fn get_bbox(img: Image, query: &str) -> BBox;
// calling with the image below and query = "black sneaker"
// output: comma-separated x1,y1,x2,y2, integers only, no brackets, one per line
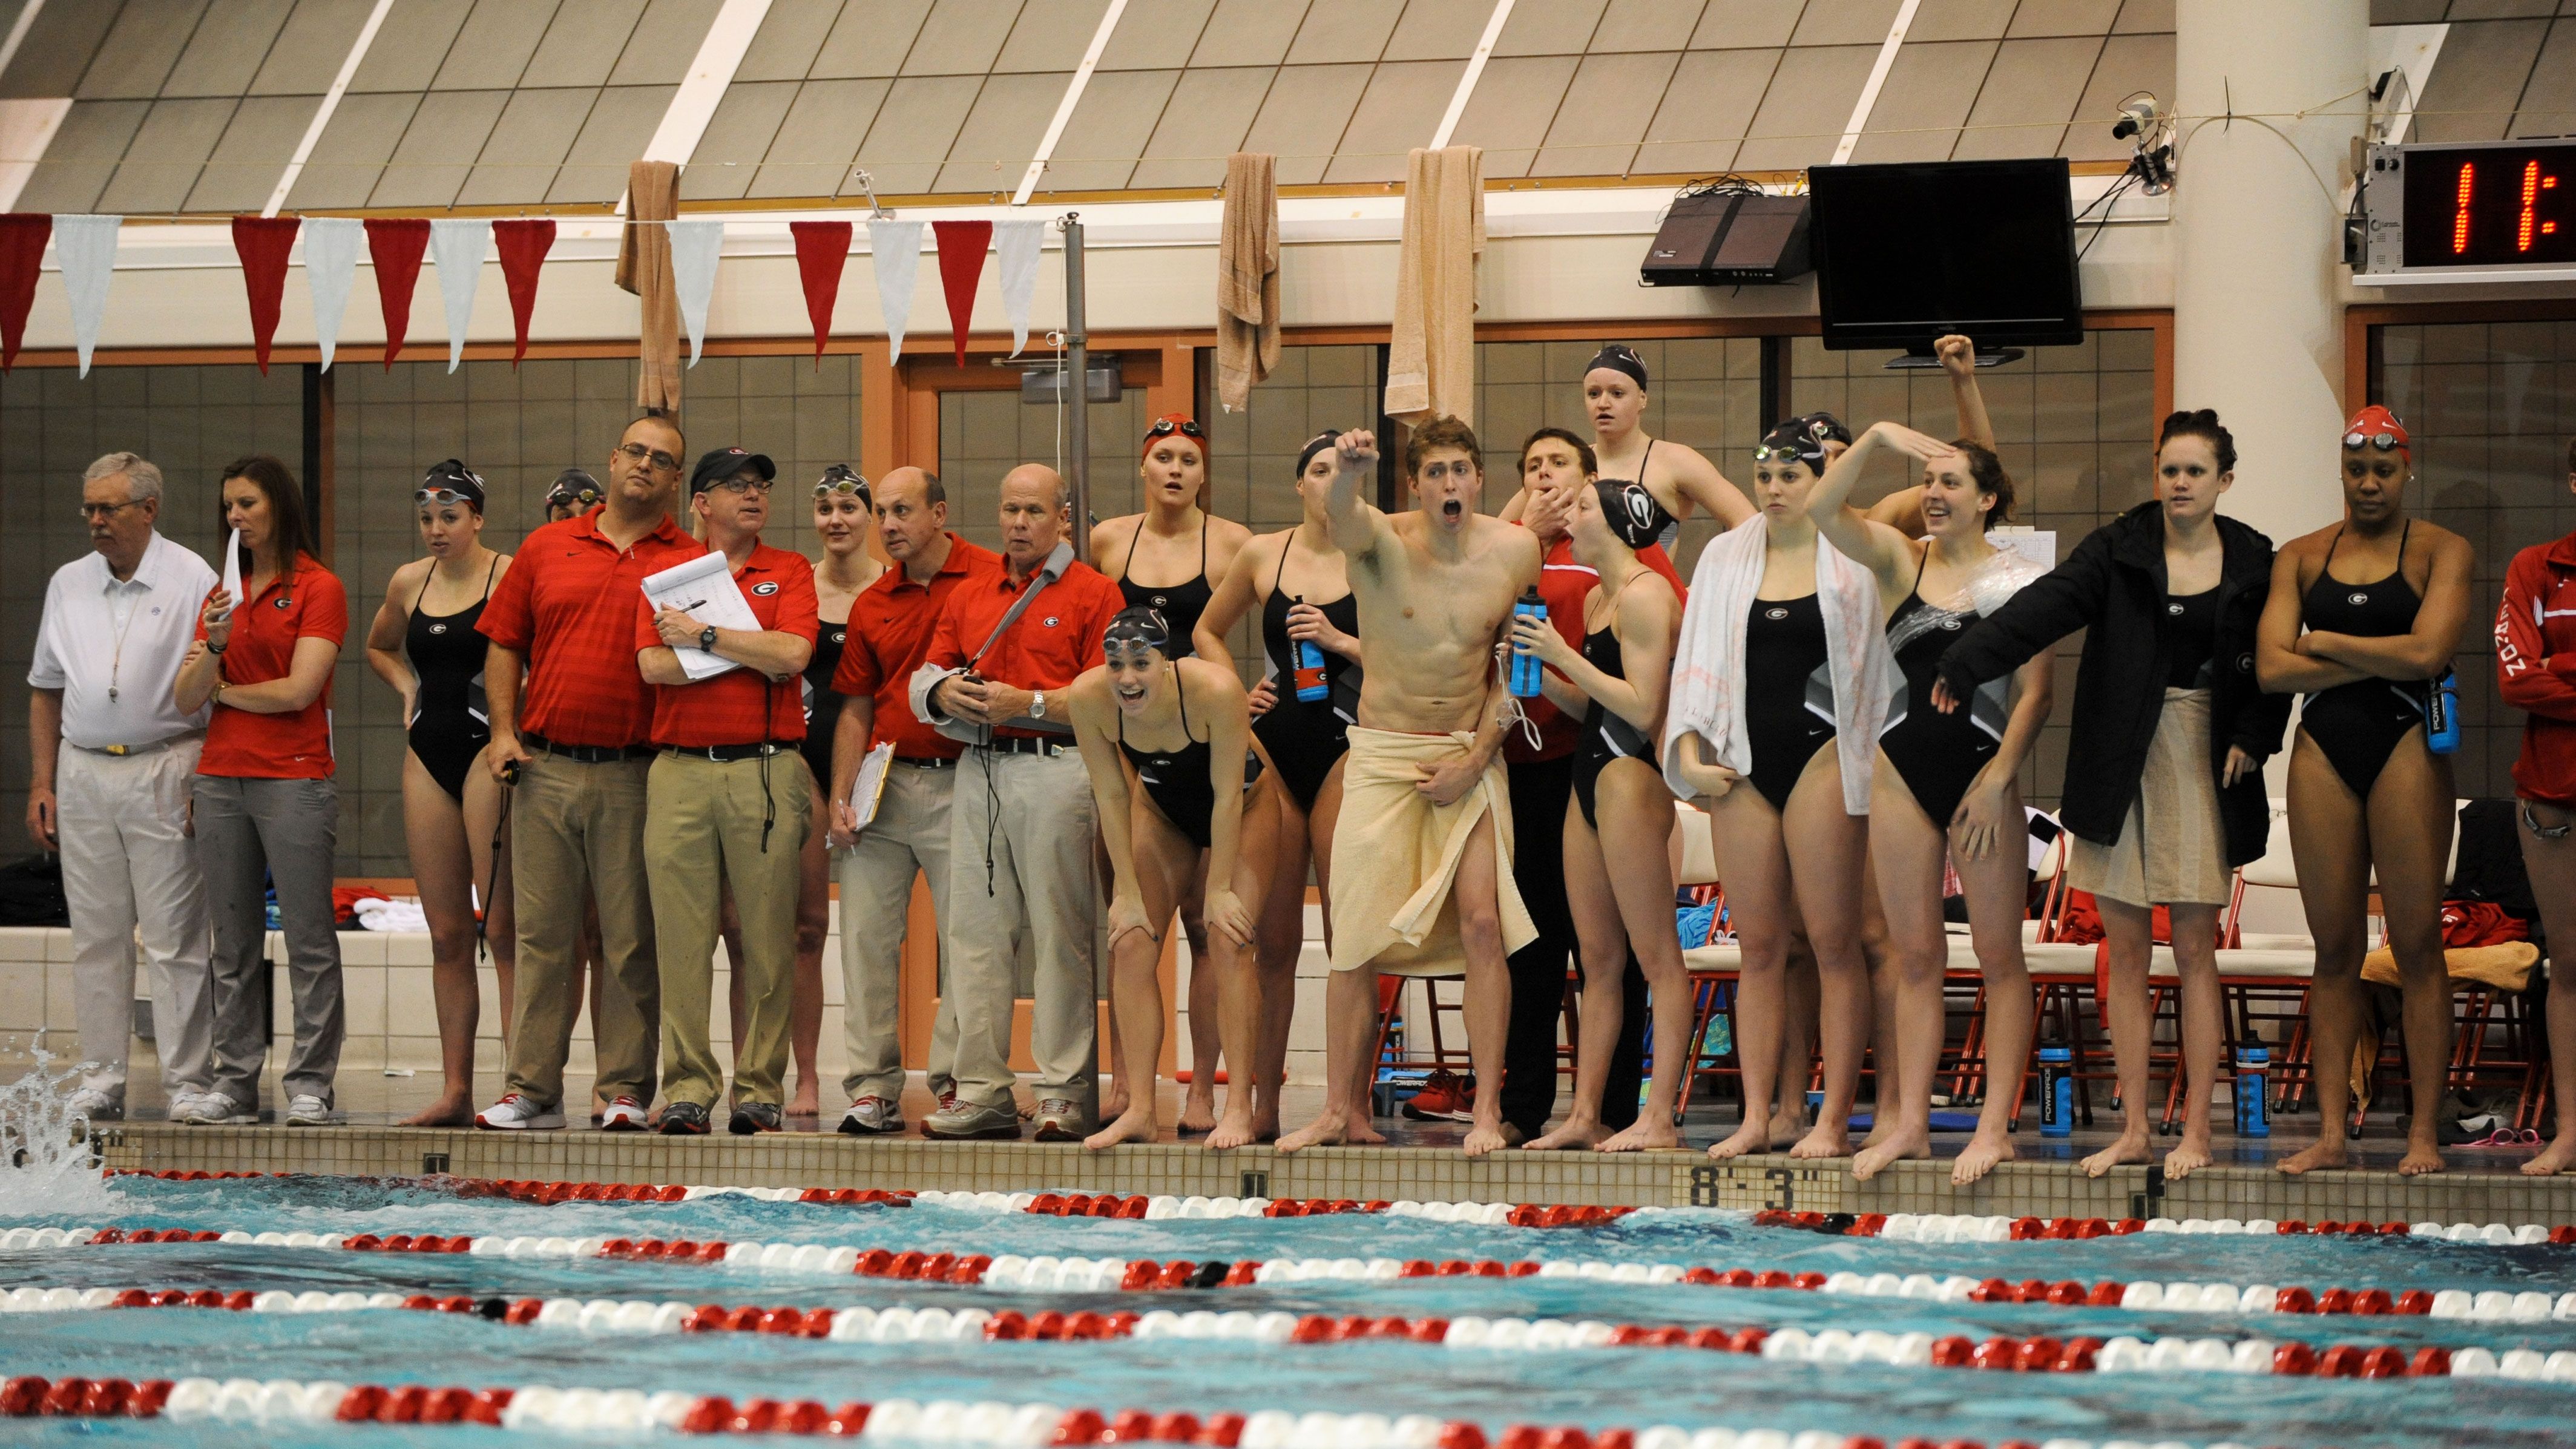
729,1101,783,1135
659,1100,711,1135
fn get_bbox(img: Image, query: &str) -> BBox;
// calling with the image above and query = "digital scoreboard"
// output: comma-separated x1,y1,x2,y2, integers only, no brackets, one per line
2359,140,2576,281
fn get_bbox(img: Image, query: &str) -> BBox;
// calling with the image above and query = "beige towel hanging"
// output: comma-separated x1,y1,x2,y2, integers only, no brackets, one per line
620,160,683,413
1384,145,1483,427
1216,152,1280,412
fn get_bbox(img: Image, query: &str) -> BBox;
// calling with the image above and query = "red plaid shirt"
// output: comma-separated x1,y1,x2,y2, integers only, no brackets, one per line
479,511,698,748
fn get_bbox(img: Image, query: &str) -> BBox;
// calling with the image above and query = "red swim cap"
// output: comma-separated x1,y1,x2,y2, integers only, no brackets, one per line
2342,405,2410,458
1142,413,1208,464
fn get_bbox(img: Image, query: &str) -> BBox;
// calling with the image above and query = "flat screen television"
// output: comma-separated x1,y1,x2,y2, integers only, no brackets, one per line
1807,158,2085,353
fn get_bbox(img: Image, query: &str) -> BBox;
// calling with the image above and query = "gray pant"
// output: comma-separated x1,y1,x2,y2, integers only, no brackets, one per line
194,774,343,1109
836,759,961,1103
946,746,1100,1114
58,739,213,1105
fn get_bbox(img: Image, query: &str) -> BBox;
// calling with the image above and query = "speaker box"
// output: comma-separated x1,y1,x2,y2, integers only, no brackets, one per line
1640,192,1812,286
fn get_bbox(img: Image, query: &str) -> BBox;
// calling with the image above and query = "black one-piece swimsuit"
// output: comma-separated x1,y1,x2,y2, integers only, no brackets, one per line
1253,548,1360,814
1878,557,2002,829
1741,594,1835,813
1120,686,1264,851
800,611,848,789
406,557,498,803
1117,516,1214,645
2299,522,2428,801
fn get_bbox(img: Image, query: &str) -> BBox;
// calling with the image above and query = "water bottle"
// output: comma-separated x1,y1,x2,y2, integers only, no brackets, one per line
1292,597,1329,703
2037,1019,2072,1138
2235,1045,2270,1137
1509,587,1547,698
2426,668,2460,755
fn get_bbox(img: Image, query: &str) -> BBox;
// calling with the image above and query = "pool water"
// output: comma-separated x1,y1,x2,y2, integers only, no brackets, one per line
4,1165,2575,1449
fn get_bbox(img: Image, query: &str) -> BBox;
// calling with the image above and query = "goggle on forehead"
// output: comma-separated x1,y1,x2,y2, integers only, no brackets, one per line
1751,443,1823,463
813,465,869,499
2343,431,2403,451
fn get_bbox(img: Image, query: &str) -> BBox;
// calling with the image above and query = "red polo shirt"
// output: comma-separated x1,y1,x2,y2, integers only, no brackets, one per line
196,553,347,780
479,511,699,749
922,553,1126,740
1506,534,1686,764
634,541,820,748
833,534,1002,761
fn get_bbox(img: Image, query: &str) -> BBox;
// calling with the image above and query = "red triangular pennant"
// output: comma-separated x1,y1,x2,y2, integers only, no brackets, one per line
230,216,299,375
789,220,852,367
0,213,50,372
931,220,991,367
491,219,555,367
364,217,430,369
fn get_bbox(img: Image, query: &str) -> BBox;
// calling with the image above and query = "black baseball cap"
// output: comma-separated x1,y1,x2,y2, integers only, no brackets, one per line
689,447,776,495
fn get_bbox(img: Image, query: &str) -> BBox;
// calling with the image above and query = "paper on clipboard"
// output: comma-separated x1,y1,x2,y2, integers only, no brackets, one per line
640,552,760,680
846,741,894,830
220,527,242,604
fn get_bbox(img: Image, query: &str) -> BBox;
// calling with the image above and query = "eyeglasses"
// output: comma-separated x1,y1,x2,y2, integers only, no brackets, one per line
1145,418,1206,442
616,441,682,472
2343,431,2404,450
813,466,870,499
414,487,478,507
77,500,144,520
708,476,773,496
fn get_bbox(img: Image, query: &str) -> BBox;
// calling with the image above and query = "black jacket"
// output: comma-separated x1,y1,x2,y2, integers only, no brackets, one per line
1936,502,2290,867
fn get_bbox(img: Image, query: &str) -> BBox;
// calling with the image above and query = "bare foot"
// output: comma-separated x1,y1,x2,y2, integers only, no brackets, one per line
2163,1135,2212,1179
1464,1118,1508,1157
1205,1107,1259,1151
2522,1135,2576,1176
1342,1105,1386,1146
1850,1125,1930,1181
1249,1102,1283,1143
1787,1123,1851,1160
2398,1134,2446,1177
1766,1111,1811,1151
1950,1131,2015,1186
400,1091,474,1128
1499,1122,1528,1147
1707,1117,1769,1161
1100,1087,1130,1123
1600,1119,1678,1153
1083,1108,1157,1151
1278,1115,1349,1154
1525,1119,1609,1151
788,1082,821,1119
1177,1088,1219,1135
2082,1131,2152,1177
2278,1137,2348,1175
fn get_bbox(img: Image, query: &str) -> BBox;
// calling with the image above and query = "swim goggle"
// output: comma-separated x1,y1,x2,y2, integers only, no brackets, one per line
414,486,477,506
1750,444,1824,462
2342,430,2404,450
1145,417,1206,444
548,485,601,508
813,465,870,499
414,460,485,507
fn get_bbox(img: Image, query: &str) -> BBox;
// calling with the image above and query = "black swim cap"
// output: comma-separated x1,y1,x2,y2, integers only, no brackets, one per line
1103,606,1172,657
1586,344,1649,392
1594,481,1664,551
416,458,485,511
1296,432,1339,479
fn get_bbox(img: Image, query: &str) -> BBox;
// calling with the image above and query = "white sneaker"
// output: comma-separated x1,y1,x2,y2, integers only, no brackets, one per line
474,1092,566,1131
180,1093,255,1126
165,1089,209,1122
66,1088,119,1122
284,1095,332,1126
597,1096,649,1132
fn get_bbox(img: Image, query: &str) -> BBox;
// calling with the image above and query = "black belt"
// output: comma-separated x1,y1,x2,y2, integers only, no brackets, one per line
979,737,1070,758
661,741,795,763
524,733,651,764
893,755,957,769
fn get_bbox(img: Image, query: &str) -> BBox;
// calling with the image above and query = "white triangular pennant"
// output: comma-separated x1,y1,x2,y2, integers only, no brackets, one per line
300,217,362,372
428,218,489,373
666,219,725,368
869,220,922,361
993,220,1043,357
51,215,119,376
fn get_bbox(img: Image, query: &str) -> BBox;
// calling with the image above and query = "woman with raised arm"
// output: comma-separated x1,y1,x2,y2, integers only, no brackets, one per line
363,460,513,1126
2497,440,2576,1177
1663,418,1895,1161
1194,433,1360,1141
1094,414,1254,1134
2259,407,2475,1178
1508,481,1687,1150
1801,426,2053,1184
1067,608,1281,1150
1937,411,2287,1178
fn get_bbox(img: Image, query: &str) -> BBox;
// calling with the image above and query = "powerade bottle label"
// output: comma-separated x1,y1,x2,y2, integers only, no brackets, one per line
1509,587,1547,699
1292,596,1329,703
2235,1046,2270,1137
2038,1045,2071,1137
2426,668,2460,755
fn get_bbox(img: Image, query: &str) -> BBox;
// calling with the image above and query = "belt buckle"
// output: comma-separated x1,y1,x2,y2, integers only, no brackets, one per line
102,744,131,757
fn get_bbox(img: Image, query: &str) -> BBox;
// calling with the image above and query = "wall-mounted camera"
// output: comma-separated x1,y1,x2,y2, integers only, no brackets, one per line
2113,93,2175,196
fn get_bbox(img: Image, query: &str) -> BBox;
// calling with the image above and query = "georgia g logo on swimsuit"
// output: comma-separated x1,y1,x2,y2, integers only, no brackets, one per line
2348,591,2370,606
429,622,448,634
2167,602,2185,616
752,581,780,596
1941,617,1963,631
2237,652,2256,674
830,630,845,645
1764,606,1790,621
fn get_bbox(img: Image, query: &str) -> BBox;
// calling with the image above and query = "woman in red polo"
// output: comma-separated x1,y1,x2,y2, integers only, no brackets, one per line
172,455,349,1128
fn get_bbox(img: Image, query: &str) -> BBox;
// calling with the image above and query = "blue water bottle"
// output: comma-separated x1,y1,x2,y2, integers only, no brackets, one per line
1292,597,1329,703
1509,587,1547,698
2037,1019,2071,1138
2235,1045,2270,1137
2426,668,2460,755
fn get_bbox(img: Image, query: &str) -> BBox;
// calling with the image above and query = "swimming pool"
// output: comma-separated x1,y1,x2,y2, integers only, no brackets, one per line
5,1149,2576,1449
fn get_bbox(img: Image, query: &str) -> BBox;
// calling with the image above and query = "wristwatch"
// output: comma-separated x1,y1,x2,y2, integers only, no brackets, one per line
698,625,718,651
1030,691,1046,720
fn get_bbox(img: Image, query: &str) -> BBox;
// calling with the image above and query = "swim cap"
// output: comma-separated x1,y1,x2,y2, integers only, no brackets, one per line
1595,481,1664,550
415,458,485,511
2342,405,2410,459
1585,344,1649,391
1296,431,1339,479
1103,606,1172,657
1142,413,1209,464
1755,419,1829,470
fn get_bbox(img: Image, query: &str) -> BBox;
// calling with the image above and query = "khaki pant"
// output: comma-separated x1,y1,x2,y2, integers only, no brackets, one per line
507,751,657,1111
947,745,1100,1114
58,739,212,1105
836,759,961,1103
646,751,812,1109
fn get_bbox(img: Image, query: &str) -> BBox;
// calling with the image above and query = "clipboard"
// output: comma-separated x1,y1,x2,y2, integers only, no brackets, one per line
846,741,894,830
640,552,761,680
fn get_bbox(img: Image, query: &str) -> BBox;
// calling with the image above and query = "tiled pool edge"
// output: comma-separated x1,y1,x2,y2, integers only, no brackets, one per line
87,1126,2576,1226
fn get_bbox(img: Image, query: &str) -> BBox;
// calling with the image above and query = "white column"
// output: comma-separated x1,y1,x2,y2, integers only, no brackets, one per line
2170,0,2368,545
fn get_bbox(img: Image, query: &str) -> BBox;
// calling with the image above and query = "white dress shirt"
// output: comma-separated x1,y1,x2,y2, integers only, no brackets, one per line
29,532,218,749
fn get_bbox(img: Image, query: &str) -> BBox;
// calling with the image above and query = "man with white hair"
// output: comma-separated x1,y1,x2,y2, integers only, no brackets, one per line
27,452,218,1121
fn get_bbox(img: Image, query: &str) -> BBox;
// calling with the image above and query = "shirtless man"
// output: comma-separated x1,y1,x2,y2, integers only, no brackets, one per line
1277,418,1543,1158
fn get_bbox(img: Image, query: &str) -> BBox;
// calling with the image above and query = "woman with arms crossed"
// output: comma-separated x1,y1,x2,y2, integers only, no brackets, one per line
2261,407,2474,1178
1068,608,1281,1150
363,460,513,1126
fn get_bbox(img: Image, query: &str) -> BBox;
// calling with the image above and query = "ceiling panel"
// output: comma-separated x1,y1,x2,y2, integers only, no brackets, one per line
161,0,295,97
1786,0,1898,46
459,87,596,203
901,0,1025,75
1382,0,1498,61
1446,53,1580,176
1589,0,1709,51
610,0,725,85
367,88,510,206
525,0,648,90
680,80,799,199
994,0,1111,71
2005,0,2124,36
184,93,321,209
1732,43,1874,171
1848,39,1997,163
747,77,893,196
1491,0,1609,56
1041,67,1182,191
547,84,675,202
0,0,124,100
1905,0,2017,42
2060,31,2169,159
2414,19,2549,143
1686,0,1807,50
74,0,210,100
345,0,472,91
2511,19,2576,138
1284,0,1401,64
7,100,150,212
1532,50,1681,176
1322,58,1465,182
735,1,844,82
1634,46,1778,171
98,96,235,212
933,70,1070,194
1097,0,1217,68
1950,34,2101,159
1240,61,1370,185
1191,0,1309,67
850,73,984,191
249,0,377,94
810,0,935,77
432,0,561,90
1127,66,1271,188
2112,0,2174,31
280,88,418,208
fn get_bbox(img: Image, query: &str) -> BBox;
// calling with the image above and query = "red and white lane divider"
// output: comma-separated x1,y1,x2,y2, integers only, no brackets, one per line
1845,1212,2574,1248
1822,1272,2576,1322
0,1374,2284,1449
